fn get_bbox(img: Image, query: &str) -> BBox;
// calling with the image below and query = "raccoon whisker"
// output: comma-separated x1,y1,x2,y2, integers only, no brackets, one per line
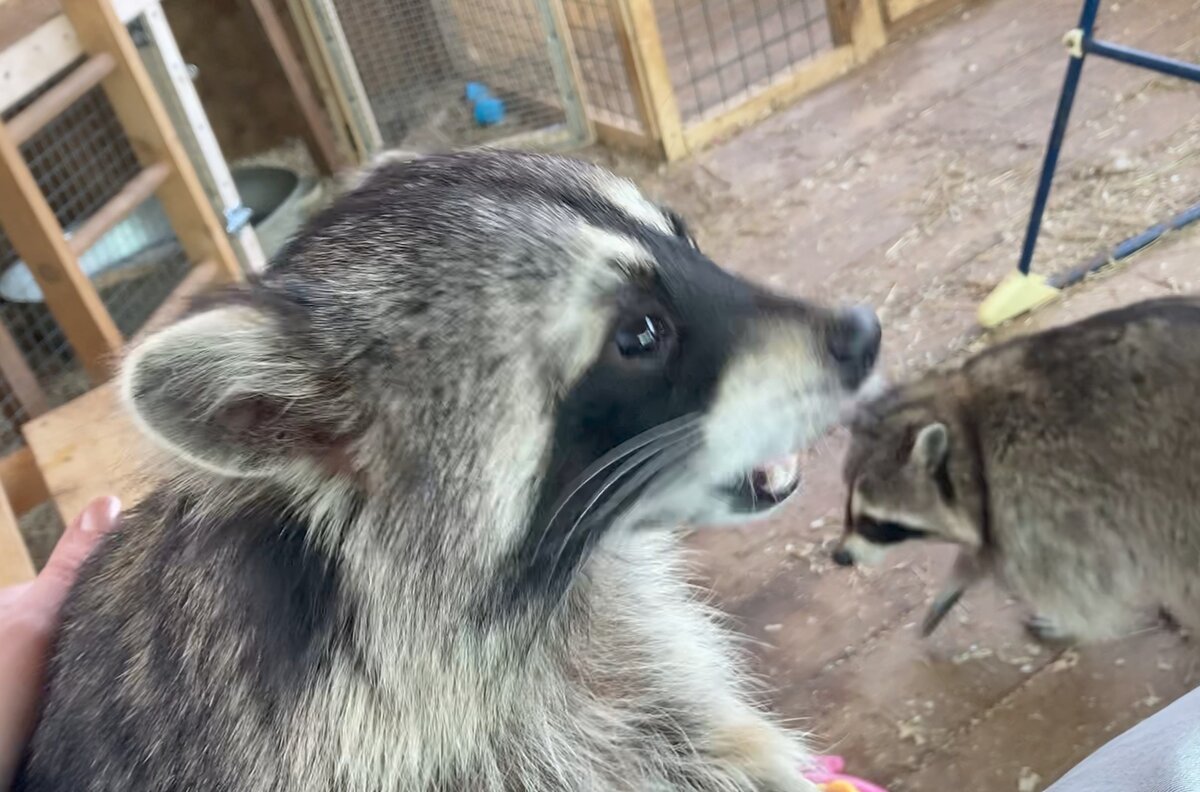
530,414,703,561
574,435,705,543
545,435,704,585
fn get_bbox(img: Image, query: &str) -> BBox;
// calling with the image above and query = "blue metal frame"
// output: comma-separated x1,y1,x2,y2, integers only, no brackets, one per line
1016,0,1200,284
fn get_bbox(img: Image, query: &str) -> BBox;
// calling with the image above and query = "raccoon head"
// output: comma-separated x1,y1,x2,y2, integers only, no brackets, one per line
120,150,881,611
835,403,982,568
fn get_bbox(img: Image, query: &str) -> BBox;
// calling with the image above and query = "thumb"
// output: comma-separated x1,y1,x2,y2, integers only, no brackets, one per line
31,497,121,610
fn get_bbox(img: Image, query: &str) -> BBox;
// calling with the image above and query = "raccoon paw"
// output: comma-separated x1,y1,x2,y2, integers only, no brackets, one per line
1024,615,1074,645
1158,606,1183,633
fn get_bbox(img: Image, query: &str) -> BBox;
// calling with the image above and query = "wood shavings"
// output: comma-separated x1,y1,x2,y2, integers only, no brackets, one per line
896,715,928,746
951,644,994,665
1049,650,1080,673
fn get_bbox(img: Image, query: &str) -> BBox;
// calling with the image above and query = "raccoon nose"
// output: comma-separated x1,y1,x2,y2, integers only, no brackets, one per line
832,547,855,567
828,306,881,389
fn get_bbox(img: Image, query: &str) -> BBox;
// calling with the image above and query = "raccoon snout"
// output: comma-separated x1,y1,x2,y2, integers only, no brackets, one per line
827,306,882,389
831,547,855,567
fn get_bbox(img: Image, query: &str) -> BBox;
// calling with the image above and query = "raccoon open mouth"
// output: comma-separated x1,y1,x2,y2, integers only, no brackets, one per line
724,453,801,513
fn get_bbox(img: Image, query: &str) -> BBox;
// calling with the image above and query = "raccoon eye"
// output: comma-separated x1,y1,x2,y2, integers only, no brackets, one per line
857,517,927,545
615,314,673,358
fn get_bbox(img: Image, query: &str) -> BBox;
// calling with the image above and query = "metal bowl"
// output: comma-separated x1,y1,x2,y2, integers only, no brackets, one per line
232,165,319,260
0,199,176,304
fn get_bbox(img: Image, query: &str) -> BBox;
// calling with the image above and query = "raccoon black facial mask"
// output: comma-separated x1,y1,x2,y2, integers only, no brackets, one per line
504,205,881,608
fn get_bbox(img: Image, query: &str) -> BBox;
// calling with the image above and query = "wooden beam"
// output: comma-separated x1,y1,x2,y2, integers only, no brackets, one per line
593,119,661,157
537,0,594,146
0,484,34,585
682,45,857,153
0,0,162,115
244,0,346,176
0,444,50,516
137,4,268,274
68,161,170,257
0,0,60,54
60,0,244,284
827,0,854,46
8,53,116,146
0,122,124,382
885,0,977,34
23,382,155,526
298,0,383,160
608,0,687,160
0,322,49,419
131,258,218,344
849,0,888,61
886,0,939,21
827,0,888,58
283,0,357,160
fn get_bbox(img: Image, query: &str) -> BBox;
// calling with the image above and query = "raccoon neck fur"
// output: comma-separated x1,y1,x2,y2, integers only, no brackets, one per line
150,425,695,789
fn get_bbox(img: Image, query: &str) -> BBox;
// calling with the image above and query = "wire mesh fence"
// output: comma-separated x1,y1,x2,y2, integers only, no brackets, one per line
657,0,834,121
0,60,192,455
562,0,645,133
321,0,588,152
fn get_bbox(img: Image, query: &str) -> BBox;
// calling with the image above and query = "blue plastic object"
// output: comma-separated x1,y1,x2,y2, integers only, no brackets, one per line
473,96,506,126
465,82,490,102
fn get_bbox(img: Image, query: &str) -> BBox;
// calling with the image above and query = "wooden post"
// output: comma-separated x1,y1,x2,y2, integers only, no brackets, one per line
0,323,49,419
244,0,347,176
0,122,124,382
828,0,887,61
608,0,687,160
0,485,34,585
827,0,854,46
0,445,51,517
60,0,243,284
849,0,888,61
284,0,357,159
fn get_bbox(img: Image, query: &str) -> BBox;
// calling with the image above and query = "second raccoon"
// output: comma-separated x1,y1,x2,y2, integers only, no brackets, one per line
836,296,1200,644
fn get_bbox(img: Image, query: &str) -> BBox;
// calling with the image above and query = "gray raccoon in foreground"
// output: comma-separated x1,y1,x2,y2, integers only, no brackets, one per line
18,150,881,791
836,296,1200,644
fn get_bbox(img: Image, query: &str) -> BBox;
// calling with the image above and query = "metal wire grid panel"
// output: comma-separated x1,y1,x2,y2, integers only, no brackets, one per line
656,0,834,122
317,0,590,153
0,61,191,454
562,0,645,133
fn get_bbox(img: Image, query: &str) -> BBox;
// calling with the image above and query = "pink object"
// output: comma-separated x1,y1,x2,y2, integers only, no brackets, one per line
803,756,891,792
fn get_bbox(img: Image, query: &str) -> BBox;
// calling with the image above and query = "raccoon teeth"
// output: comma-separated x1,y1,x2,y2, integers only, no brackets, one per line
752,454,800,497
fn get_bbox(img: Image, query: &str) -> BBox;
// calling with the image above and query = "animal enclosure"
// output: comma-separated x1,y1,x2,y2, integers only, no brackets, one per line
0,64,192,453
292,0,889,161
0,0,245,565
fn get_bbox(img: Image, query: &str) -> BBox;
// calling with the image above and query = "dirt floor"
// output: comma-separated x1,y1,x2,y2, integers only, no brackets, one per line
586,0,1200,788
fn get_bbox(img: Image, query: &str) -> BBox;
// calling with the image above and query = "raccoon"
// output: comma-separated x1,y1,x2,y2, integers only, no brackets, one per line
18,150,882,792
835,296,1200,644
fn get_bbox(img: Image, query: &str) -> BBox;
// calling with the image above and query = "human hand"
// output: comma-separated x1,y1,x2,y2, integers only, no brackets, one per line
0,497,121,788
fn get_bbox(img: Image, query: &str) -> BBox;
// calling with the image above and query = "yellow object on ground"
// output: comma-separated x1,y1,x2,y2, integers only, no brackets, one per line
977,270,1061,328
822,782,862,792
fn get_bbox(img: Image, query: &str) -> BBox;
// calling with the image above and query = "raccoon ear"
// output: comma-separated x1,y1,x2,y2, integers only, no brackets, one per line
120,304,359,479
912,422,949,471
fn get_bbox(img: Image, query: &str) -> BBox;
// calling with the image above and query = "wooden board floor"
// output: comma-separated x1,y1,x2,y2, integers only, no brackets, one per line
588,0,1200,786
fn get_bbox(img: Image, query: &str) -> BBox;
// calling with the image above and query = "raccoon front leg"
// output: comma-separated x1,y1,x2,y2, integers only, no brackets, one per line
921,549,984,637
1023,614,1076,645
704,710,820,792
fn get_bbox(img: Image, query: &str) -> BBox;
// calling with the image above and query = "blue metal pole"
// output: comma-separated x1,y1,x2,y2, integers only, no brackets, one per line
1048,199,1200,289
1015,0,1103,276
1085,40,1200,84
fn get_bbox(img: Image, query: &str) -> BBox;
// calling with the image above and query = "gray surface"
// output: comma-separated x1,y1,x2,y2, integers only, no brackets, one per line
1048,684,1200,792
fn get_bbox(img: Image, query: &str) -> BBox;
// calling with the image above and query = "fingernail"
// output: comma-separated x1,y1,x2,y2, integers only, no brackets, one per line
80,496,121,533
